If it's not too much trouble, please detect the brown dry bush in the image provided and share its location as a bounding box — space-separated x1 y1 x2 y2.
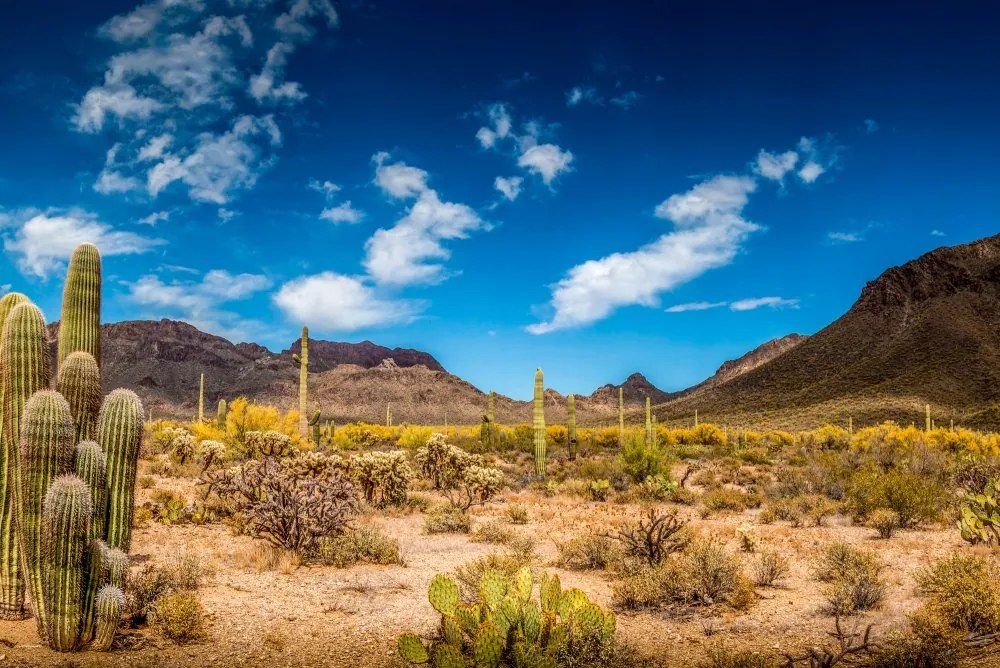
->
813 541 885 615
151 592 206 643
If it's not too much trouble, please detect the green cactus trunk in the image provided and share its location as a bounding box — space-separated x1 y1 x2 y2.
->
848 416 853 436
98 389 144 552
74 441 106 545
567 394 577 461
56 352 101 445
17 390 75 638
40 475 91 652
925 404 931 432
0 292 30 619
56 243 102 370
198 373 204 423
386 403 392 427
618 387 624 445
533 369 546 479
91 584 123 652
217 398 227 430
296 326 309 436
695 409 699 427
1 302 52 620
645 397 653 445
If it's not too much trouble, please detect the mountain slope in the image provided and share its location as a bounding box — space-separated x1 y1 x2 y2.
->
659 234 1000 428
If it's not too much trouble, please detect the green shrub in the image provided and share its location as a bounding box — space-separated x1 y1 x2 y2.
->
915 552 1000 633
845 469 944 528
507 503 530 524
813 542 884 615
618 437 672 484
151 592 206 643
868 508 901 539
701 488 763 513
590 479 610 501
686 539 748 604
317 525 403 568
424 507 472 534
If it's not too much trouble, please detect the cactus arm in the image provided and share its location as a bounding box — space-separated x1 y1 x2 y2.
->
56 243 102 369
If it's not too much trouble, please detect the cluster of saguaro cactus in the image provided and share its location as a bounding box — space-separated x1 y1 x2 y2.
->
533 369 545 479
0 243 143 652
567 394 577 460
292 326 309 436
397 568 615 667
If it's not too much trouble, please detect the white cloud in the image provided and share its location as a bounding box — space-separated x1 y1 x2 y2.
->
665 301 727 313
275 0 338 39
566 86 600 107
517 144 574 185
73 84 164 133
931 229 945 237
4 209 163 278
798 161 825 183
366 153 485 285
274 271 421 331
528 175 758 334
138 210 170 225
828 231 862 243
137 133 173 161
217 208 237 221
729 296 799 311
308 179 341 197
249 42 306 104
753 149 799 182
494 176 523 201
94 169 142 194
126 268 271 341
320 201 363 224
610 90 641 109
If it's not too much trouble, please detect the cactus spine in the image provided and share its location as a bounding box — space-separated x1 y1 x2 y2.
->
56 243 101 369
567 394 577 460
217 398 227 430
98 389 144 551
41 475 91 652
533 368 546 478
292 326 309 436
57 352 101 444
18 390 75 636
645 397 653 445
1 301 51 619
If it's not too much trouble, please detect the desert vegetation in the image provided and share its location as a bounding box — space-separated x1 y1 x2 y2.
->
1 244 1000 667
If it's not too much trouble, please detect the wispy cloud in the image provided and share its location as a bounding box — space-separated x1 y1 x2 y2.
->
566 86 601 107
311 178 364 224
664 301 727 313
864 119 879 133
476 103 575 189
828 231 863 243
931 229 945 237
610 90 641 109
665 297 799 313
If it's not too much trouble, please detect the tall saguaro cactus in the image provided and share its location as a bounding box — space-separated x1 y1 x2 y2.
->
17 390 75 637
293 326 309 436
533 368 546 478
56 243 101 369
98 389 144 551
40 475 91 652
925 404 931 432
645 397 653 445
567 394 577 460
198 373 204 423
217 398 227 430
618 387 624 445
0 301 51 619
57 352 101 444
74 442 106 544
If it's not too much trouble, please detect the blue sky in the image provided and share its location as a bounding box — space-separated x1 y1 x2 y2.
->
0 1 998 399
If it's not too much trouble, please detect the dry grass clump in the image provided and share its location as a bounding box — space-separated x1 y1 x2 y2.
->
701 646 773 668
700 488 764 515
767 494 841 527
471 518 515 544
150 591 206 643
506 503 530 524
868 508 901 539
424 506 472 534
813 541 885 615
235 543 302 574
317 525 404 568
915 551 1000 633
751 551 789 587
556 532 621 571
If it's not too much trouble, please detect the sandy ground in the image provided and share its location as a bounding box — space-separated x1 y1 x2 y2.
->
2 479 1000 667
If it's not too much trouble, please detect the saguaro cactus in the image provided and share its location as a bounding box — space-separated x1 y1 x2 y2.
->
91 585 123 652
40 475 91 652
309 405 321 444
533 368 546 478
98 389 144 551
618 387 624 445
56 243 102 369
74 441 107 544
1 302 51 619
293 326 309 436
198 373 204 423
386 402 392 427
645 397 653 445
56 352 101 444
18 390 75 636
925 404 931 432
217 398 227 430
567 394 577 460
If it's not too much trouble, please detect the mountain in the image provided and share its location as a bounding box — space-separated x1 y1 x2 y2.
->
589 373 675 406
683 334 808 395
658 234 1000 430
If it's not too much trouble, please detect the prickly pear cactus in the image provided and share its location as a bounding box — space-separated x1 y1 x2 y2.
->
959 477 1000 545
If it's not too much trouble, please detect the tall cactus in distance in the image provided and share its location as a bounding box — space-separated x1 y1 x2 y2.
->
386 402 392 427
618 386 624 445
533 368 546 478
98 389 144 551
198 373 204 423
0 301 51 619
217 398 227 430
567 394 577 461
292 326 309 436
56 243 101 369
645 397 653 445
40 475 91 652
57 352 101 444
17 390 75 637
925 404 931 432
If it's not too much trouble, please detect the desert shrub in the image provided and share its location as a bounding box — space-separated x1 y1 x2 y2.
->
686 539 748 604
669 486 699 505
611 508 688 567
125 564 172 627
634 473 678 501
349 450 412 507
208 453 357 554
701 488 763 514
735 448 771 466
398 568 618 668
317 525 403 568
397 425 434 449
234 544 301 574
756 508 776 524
701 647 773 668
424 506 472 534
752 551 789 587
813 424 851 450
151 591 206 643
557 533 621 571
507 503 530 524
589 479 610 501
845 469 945 527
245 429 292 457
769 494 840 527
735 524 757 553
915 552 1000 633
869 508 901 539
678 424 726 447
866 607 965 668
444 464 505 510
813 541 885 615
225 397 303 454
472 519 514 545
618 436 672 484
414 432 474 488
138 474 156 489
453 552 531 599
166 553 212 591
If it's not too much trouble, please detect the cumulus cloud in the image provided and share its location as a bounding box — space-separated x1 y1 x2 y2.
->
753 149 798 182
476 103 574 189
3 209 163 278
365 153 485 285
138 210 170 225
320 202 363 224
729 296 799 311
126 268 271 341
494 176 523 201
273 271 421 331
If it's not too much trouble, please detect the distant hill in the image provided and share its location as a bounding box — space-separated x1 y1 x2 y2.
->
658 234 1000 430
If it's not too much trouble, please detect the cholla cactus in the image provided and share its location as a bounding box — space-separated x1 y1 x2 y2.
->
416 433 475 489
533 368 545 479
196 440 226 472
398 568 615 666
170 429 195 464
245 430 291 457
446 465 504 510
349 451 411 507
